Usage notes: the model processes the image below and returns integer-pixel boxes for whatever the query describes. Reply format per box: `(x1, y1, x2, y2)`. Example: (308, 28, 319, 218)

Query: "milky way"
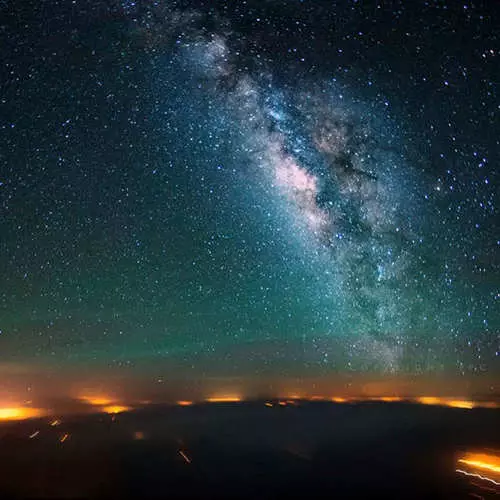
(0, 0, 497, 382)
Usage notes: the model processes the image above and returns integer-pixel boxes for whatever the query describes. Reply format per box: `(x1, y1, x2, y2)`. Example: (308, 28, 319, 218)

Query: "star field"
(0, 0, 498, 385)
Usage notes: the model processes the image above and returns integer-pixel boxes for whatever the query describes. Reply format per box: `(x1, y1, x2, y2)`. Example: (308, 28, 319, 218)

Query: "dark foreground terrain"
(0, 401, 498, 499)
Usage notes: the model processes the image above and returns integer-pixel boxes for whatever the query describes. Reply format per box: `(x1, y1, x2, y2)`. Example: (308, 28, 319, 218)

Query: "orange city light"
(206, 396, 242, 403)
(102, 405, 131, 414)
(177, 400, 194, 406)
(415, 397, 474, 409)
(445, 400, 474, 409)
(376, 396, 403, 402)
(309, 396, 326, 401)
(458, 452, 500, 475)
(78, 394, 132, 414)
(79, 396, 114, 406)
(456, 451, 500, 486)
(416, 396, 442, 406)
(0, 407, 45, 421)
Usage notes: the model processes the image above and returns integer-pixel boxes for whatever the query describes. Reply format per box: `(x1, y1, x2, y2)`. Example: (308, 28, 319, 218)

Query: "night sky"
(0, 1, 498, 397)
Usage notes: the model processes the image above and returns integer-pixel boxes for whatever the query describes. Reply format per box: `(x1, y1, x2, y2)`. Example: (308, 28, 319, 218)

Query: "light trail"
(179, 450, 192, 464)
(456, 469, 500, 486)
